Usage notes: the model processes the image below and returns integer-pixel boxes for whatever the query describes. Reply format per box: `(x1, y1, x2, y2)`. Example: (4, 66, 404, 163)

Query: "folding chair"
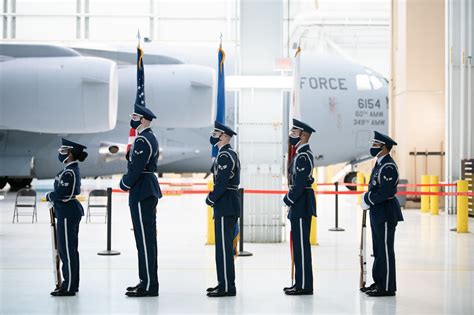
(12, 188, 37, 223)
(86, 189, 108, 223)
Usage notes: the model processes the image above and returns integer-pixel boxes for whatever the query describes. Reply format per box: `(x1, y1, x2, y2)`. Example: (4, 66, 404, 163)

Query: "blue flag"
(212, 46, 226, 157)
(135, 46, 145, 107)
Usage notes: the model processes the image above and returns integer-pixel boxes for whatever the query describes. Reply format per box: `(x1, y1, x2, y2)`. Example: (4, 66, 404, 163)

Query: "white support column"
(460, 0, 466, 161)
(445, 0, 453, 213)
(149, 0, 154, 41)
(239, 0, 284, 242)
(2, 0, 7, 39)
(445, 0, 474, 213)
(76, 0, 81, 39)
(467, 0, 473, 159)
(9, 0, 14, 39)
(84, 0, 89, 39)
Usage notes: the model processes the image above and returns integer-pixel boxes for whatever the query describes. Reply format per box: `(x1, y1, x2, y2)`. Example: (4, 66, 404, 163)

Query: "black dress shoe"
(207, 285, 219, 292)
(126, 288, 159, 297)
(126, 283, 141, 292)
(285, 288, 313, 296)
(51, 289, 76, 296)
(283, 284, 296, 292)
(366, 289, 395, 297)
(207, 290, 236, 297)
(360, 283, 377, 293)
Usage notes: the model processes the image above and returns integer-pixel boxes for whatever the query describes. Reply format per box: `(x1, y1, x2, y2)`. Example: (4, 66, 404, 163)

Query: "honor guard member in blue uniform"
(361, 131, 403, 297)
(283, 119, 317, 296)
(46, 138, 88, 296)
(205, 121, 240, 297)
(120, 104, 162, 297)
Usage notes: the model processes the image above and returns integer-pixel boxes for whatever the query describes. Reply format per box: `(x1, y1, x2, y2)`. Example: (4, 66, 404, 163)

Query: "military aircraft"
(0, 42, 387, 190)
(298, 52, 388, 184)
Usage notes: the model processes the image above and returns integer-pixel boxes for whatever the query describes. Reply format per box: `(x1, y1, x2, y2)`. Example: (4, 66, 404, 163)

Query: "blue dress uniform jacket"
(363, 154, 403, 293)
(283, 144, 317, 220)
(120, 127, 161, 294)
(206, 144, 241, 218)
(120, 127, 162, 204)
(205, 143, 240, 293)
(363, 155, 404, 225)
(283, 143, 316, 291)
(46, 160, 83, 293)
(46, 161, 84, 219)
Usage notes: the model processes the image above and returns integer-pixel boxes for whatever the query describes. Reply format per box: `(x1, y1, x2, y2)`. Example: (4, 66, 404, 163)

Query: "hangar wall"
(390, 0, 445, 188)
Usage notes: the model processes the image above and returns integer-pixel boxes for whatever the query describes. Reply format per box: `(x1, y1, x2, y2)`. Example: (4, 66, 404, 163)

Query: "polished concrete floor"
(0, 179, 473, 314)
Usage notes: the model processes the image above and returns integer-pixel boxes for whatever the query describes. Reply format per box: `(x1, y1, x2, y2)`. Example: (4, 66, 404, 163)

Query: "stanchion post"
(310, 182, 318, 245)
(456, 180, 469, 233)
(98, 187, 120, 256)
(421, 175, 430, 212)
(238, 188, 252, 256)
(430, 175, 439, 215)
(329, 182, 345, 232)
(206, 181, 215, 245)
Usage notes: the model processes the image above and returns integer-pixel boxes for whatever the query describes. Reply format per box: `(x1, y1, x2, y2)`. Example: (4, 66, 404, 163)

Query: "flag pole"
(137, 29, 141, 48)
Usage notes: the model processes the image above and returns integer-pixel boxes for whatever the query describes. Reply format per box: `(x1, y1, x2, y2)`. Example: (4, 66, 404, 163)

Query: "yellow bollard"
(206, 181, 215, 244)
(456, 180, 469, 233)
(430, 175, 439, 215)
(356, 172, 365, 205)
(421, 175, 430, 212)
(310, 182, 318, 245)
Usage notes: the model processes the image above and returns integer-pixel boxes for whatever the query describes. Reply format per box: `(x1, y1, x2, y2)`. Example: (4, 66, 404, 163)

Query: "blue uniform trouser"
(371, 221, 397, 292)
(130, 196, 159, 293)
(290, 216, 313, 290)
(214, 216, 237, 292)
(56, 216, 81, 292)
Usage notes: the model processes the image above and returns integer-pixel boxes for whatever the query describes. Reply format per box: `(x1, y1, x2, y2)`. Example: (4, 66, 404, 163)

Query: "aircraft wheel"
(344, 172, 358, 191)
(7, 178, 33, 191)
(0, 177, 7, 189)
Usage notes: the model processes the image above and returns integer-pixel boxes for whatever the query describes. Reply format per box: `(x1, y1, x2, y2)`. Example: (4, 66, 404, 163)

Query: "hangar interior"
(0, 0, 473, 314)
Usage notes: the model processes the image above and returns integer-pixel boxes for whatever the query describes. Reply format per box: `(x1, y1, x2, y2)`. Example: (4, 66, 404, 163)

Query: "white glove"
(361, 193, 370, 210)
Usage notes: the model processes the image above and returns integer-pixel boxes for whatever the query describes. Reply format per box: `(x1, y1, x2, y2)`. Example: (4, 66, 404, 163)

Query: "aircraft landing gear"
(7, 178, 33, 191)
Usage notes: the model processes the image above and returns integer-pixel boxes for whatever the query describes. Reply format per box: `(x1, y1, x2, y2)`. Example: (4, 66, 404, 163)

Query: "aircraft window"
(356, 74, 372, 91)
(369, 76, 384, 90)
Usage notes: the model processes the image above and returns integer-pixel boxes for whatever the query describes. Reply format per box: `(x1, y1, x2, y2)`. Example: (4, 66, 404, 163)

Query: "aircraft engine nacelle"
(118, 64, 215, 128)
(0, 56, 118, 133)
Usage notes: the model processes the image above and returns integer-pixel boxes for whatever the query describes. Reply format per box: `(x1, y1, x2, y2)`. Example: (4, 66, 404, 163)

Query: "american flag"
(127, 43, 145, 153)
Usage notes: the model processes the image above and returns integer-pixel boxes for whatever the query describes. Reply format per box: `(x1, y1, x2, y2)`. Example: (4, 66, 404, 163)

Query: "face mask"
(58, 152, 69, 163)
(130, 119, 141, 129)
(289, 136, 300, 147)
(209, 135, 220, 146)
(370, 146, 383, 157)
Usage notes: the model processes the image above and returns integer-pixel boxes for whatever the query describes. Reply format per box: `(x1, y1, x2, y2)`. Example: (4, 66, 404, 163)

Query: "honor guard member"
(205, 121, 240, 297)
(46, 138, 88, 296)
(283, 119, 317, 296)
(120, 104, 162, 297)
(361, 131, 403, 297)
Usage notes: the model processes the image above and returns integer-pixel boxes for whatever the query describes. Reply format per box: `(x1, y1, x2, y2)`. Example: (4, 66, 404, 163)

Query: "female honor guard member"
(46, 138, 88, 296)
(361, 131, 404, 297)
(120, 104, 162, 297)
(205, 121, 240, 297)
(283, 119, 316, 296)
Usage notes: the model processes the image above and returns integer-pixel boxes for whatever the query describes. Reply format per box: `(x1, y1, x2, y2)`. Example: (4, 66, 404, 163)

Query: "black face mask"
(58, 152, 69, 163)
(130, 119, 141, 129)
(209, 135, 220, 146)
(289, 135, 300, 147)
(370, 146, 383, 157)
